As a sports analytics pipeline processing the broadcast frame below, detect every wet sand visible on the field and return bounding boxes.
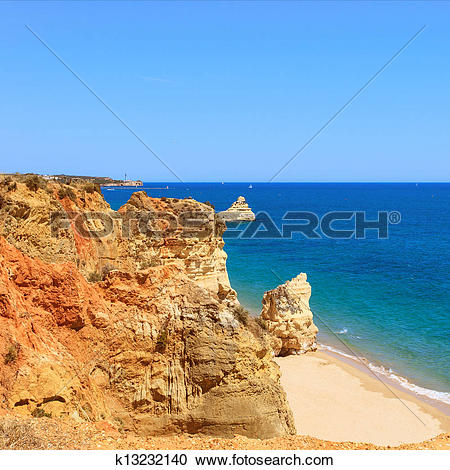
[276,351,450,446]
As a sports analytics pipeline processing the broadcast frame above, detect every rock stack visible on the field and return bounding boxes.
[260,273,318,356]
[219,196,255,221]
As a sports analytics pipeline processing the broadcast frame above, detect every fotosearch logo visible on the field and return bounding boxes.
[50,210,401,240]
[225,210,402,239]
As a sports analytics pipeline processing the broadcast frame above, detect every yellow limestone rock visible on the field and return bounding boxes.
[260,273,318,356]
[219,196,255,221]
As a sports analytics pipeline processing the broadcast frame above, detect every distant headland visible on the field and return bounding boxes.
[0,172,143,187]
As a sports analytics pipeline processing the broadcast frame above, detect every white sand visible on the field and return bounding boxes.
[276,351,449,446]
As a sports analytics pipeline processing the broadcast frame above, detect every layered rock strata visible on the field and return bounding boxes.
[218,196,255,221]
[0,181,231,297]
[260,274,318,356]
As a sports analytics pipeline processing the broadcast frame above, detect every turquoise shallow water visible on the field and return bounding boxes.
[103,183,450,404]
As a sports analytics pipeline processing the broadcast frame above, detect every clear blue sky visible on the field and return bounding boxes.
[1,1,449,182]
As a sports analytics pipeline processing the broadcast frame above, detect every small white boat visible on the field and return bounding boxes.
[248,184,253,189]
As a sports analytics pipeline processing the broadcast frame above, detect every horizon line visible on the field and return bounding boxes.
[135,181,450,184]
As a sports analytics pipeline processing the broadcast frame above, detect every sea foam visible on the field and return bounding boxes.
[335,328,348,334]
[319,343,450,405]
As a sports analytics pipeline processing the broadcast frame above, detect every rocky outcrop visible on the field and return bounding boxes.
[117,191,232,296]
[219,196,255,221]
[0,179,115,275]
[0,177,295,438]
[260,274,318,356]
[0,236,295,437]
[0,181,233,299]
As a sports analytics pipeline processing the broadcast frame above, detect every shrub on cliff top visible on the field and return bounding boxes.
[0,177,17,192]
[204,201,215,210]
[4,343,20,364]
[83,183,101,194]
[101,264,115,278]
[233,305,249,326]
[31,408,52,419]
[255,317,267,331]
[155,329,168,353]
[246,316,270,342]
[57,186,76,202]
[140,257,160,270]
[25,175,47,192]
[88,272,103,283]
[87,264,115,283]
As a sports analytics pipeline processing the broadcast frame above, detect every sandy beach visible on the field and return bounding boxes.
[276,351,450,446]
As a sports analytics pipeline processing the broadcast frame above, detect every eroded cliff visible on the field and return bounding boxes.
[0,177,295,438]
[260,273,318,356]
[0,179,231,296]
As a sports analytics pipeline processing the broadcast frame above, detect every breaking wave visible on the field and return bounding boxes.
[319,343,450,406]
[335,328,348,335]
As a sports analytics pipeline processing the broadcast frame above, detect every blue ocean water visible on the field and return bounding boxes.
[103,183,450,404]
